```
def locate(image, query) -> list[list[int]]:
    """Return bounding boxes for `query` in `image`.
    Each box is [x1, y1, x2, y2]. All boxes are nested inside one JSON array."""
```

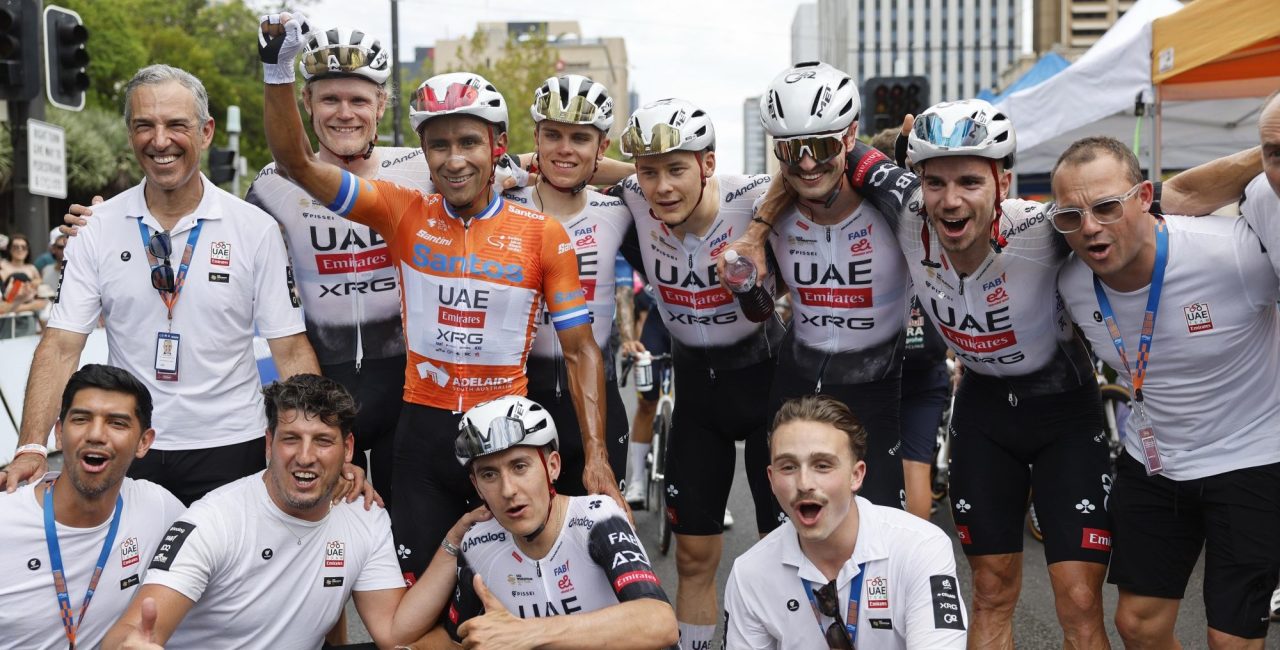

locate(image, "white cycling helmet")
[[298, 27, 391, 85], [410, 72, 509, 135], [531, 74, 614, 132], [454, 396, 558, 466], [759, 61, 860, 137], [619, 98, 716, 158], [907, 99, 1016, 168]]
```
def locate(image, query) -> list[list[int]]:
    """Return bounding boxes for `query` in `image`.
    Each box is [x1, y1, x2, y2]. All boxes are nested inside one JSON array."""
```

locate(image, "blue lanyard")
[[1092, 219, 1168, 402], [803, 562, 865, 646], [42, 478, 124, 650], [136, 218, 204, 321]]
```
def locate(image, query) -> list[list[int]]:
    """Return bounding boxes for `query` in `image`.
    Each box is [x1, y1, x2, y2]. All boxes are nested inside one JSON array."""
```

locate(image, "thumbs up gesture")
[[120, 597, 165, 649], [457, 575, 532, 650]]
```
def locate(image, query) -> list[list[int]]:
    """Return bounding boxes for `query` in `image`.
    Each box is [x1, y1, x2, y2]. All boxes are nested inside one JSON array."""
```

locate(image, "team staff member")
[[615, 98, 784, 650], [511, 74, 633, 495], [736, 99, 1259, 648], [1055, 137, 1280, 647], [388, 396, 678, 649], [3, 64, 319, 506], [0, 365, 185, 650], [724, 394, 967, 649], [755, 62, 910, 509], [104, 374, 405, 649], [257, 13, 620, 582]]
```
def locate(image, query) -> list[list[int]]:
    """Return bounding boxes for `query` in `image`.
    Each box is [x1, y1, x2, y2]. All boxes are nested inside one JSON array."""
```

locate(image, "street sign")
[[26, 118, 66, 198]]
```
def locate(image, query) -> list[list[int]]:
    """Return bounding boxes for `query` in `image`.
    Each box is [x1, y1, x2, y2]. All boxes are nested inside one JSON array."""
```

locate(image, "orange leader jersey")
[[329, 171, 591, 411]]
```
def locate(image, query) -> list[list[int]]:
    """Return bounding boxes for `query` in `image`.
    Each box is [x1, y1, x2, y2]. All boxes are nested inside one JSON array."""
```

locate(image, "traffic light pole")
[[8, 94, 49, 246]]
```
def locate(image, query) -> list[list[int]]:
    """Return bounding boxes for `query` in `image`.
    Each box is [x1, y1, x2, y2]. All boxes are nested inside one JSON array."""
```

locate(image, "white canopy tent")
[[994, 0, 1262, 175]]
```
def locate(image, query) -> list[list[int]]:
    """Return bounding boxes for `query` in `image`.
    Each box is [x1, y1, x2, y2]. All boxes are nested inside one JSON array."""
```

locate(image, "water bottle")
[[721, 250, 774, 323], [634, 352, 654, 392]]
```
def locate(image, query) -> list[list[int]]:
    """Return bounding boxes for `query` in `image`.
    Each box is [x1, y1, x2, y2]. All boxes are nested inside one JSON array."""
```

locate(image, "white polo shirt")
[[1240, 173, 1280, 277], [724, 496, 967, 650], [144, 472, 403, 649], [0, 475, 185, 650], [49, 175, 306, 450], [1058, 214, 1280, 480]]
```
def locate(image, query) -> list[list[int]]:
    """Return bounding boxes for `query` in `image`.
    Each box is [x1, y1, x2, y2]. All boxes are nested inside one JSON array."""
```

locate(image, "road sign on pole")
[[26, 118, 66, 199]]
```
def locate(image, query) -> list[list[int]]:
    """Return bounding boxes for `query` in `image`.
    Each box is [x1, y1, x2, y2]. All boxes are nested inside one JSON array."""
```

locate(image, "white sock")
[[628, 442, 650, 484], [678, 622, 715, 650]]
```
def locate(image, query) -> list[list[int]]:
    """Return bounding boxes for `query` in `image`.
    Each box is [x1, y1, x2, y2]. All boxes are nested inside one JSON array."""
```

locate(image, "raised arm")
[[259, 13, 344, 207], [1161, 146, 1262, 216]]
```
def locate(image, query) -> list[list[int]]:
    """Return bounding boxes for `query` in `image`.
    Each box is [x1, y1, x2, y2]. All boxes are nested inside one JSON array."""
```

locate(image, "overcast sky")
[[303, 0, 813, 174]]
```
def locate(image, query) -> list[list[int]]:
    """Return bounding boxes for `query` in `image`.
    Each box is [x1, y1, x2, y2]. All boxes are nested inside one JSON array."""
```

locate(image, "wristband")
[[14, 444, 48, 459], [441, 538, 460, 557]]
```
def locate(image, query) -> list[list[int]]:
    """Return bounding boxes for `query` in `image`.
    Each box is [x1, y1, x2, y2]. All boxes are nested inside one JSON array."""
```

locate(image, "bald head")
[[1261, 91, 1280, 199]]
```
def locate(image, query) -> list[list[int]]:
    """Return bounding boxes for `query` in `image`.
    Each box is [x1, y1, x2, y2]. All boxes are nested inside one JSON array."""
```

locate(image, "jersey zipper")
[[458, 218, 471, 413]]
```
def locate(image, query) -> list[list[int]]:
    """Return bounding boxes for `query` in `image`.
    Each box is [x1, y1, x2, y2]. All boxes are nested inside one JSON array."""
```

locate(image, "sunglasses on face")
[[773, 135, 845, 166], [814, 580, 855, 649], [1049, 183, 1143, 234], [147, 231, 175, 292]]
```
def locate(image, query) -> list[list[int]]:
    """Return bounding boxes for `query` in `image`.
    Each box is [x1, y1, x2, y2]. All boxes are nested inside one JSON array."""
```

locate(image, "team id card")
[[1131, 401, 1163, 475], [155, 331, 181, 381]]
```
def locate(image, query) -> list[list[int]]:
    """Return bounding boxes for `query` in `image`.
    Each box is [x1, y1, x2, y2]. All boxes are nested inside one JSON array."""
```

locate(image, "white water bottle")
[[634, 351, 654, 392]]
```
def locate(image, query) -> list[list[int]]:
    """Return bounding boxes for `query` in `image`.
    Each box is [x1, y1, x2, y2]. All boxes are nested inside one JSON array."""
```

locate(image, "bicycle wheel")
[[1099, 383, 1131, 475], [653, 401, 674, 556]]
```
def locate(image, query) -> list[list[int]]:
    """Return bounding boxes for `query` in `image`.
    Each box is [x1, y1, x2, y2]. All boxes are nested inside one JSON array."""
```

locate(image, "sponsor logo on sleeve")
[[930, 575, 966, 630], [149, 521, 196, 571], [612, 569, 660, 592]]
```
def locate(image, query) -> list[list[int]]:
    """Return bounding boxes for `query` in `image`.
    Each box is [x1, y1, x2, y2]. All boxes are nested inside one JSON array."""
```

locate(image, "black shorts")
[[526, 366, 630, 496], [664, 353, 782, 536], [948, 376, 1111, 565], [899, 362, 949, 464], [1108, 454, 1280, 639], [769, 362, 905, 510], [389, 404, 477, 580], [321, 354, 405, 504], [128, 436, 266, 506], [637, 303, 671, 402]]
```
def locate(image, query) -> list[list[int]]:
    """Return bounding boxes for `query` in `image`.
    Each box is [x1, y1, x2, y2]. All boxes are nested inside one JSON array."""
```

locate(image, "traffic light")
[[44, 4, 88, 111], [862, 76, 929, 135], [209, 147, 236, 185], [0, 0, 39, 102]]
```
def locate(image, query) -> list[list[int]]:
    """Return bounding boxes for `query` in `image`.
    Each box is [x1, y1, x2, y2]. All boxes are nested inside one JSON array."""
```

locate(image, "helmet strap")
[[521, 447, 558, 543], [987, 160, 1008, 253]]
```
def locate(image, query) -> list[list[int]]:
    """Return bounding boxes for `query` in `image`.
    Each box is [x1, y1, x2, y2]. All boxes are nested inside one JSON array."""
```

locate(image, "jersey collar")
[[443, 190, 504, 222], [130, 174, 227, 233], [783, 496, 889, 586]]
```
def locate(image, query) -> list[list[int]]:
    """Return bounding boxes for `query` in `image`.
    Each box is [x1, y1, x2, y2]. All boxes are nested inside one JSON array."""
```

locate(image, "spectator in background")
[[1, 233, 48, 326], [33, 227, 66, 273]]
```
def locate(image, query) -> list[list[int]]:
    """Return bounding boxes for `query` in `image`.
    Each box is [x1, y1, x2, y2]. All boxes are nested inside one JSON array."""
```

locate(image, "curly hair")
[[262, 374, 358, 436]]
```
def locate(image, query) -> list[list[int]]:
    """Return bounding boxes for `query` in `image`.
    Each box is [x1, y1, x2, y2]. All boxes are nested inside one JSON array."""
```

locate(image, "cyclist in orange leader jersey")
[[258, 13, 621, 583]]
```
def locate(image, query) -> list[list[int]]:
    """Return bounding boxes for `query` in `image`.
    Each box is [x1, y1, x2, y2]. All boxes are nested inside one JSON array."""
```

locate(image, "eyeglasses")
[[147, 231, 175, 292], [300, 44, 376, 77], [533, 91, 603, 125], [619, 122, 685, 157], [1049, 183, 1143, 234], [9, 244, 27, 250], [912, 113, 991, 149], [773, 135, 844, 166], [412, 82, 480, 114], [814, 580, 855, 650]]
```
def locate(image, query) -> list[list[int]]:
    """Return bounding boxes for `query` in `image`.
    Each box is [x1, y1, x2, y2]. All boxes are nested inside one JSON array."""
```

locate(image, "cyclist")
[[614, 98, 784, 650], [509, 74, 633, 496], [257, 13, 621, 583], [739, 98, 1258, 648], [753, 61, 910, 509], [388, 395, 677, 649]]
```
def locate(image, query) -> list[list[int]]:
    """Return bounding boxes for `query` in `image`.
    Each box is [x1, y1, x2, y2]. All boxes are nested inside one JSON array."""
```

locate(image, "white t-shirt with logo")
[[1059, 214, 1280, 480], [143, 472, 403, 649], [725, 496, 966, 650], [1240, 173, 1280, 277], [50, 175, 306, 450], [0, 475, 184, 650]]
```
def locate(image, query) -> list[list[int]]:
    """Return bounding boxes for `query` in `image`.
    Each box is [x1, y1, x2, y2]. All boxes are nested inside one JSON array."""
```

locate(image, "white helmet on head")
[[410, 72, 509, 135], [619, 98, 715, 158], [907, 99, 1016, 168], [759, 61, 860, 137], [531, 74, 615, 133], [299, 27, 391, 85], [454, 396, 558, 466]]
